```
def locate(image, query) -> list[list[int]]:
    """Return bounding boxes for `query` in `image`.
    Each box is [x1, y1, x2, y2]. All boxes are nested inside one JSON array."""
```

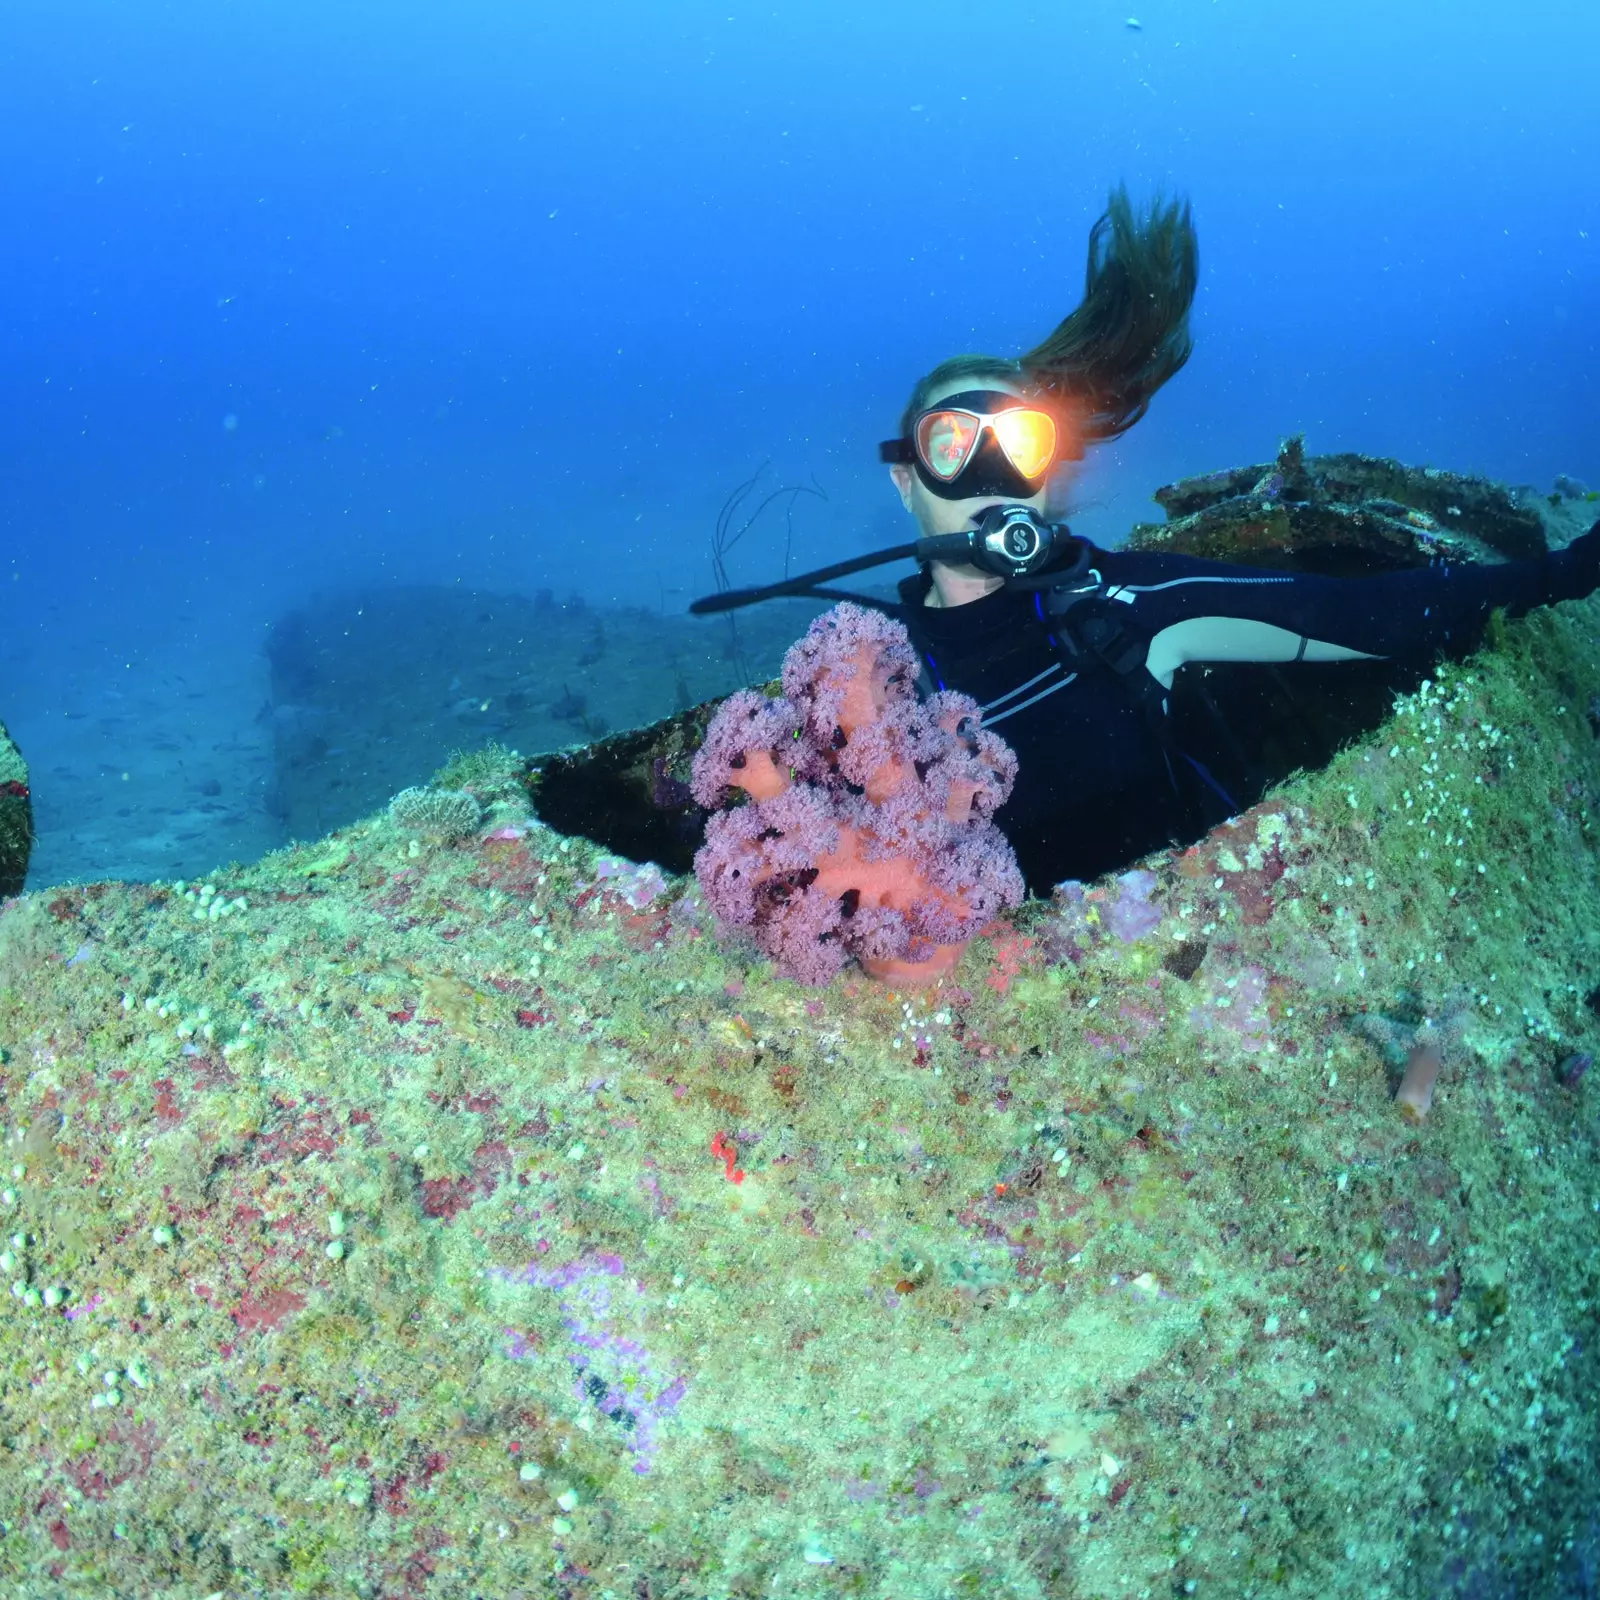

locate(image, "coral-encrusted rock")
[[2, 476, 1599, 1598], [0, 720, 31, 897], [1131, 434, 1549, 573]]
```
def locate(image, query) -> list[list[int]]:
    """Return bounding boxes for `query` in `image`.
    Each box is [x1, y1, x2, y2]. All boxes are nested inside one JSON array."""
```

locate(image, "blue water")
[[3, 0, 1597, 884]]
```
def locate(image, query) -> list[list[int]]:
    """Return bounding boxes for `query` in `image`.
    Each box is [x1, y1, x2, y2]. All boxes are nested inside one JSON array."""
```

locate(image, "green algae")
[[0, 600, 1597, 1598]]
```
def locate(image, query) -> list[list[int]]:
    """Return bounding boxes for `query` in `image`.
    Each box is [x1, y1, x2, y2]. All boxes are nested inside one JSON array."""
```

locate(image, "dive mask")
[[878, 389, 1060, 501]]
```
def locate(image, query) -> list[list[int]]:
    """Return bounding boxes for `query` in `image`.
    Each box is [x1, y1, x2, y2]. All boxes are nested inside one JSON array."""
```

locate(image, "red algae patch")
[[233, 1287, 308, 1334]]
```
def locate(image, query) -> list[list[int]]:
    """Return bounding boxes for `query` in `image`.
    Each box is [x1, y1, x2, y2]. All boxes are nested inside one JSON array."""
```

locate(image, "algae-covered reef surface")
[[0, 723, 30, 901], [2, 609, 1600, 1599]]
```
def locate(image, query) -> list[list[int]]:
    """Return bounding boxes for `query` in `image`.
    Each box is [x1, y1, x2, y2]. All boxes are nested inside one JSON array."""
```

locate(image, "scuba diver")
[[694, 188, 1600, 892]]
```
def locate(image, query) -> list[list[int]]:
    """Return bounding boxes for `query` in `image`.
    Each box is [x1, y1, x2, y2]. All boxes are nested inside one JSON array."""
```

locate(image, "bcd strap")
[[1044, 585, 1230, 832], [1070, 610, 1154, 683], [1044, 586, 1155, 689]]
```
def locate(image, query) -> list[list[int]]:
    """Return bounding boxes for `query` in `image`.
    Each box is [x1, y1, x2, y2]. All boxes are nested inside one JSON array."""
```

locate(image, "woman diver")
[[875, 188, 1600, 891], [696, 189, 1600, 893]]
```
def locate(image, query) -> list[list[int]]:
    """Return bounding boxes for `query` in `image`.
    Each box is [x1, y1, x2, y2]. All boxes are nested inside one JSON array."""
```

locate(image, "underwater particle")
[[1395, 1041, 1442, 1123], [1125, 15, 1142, 27], [387, 786, 483, 842]]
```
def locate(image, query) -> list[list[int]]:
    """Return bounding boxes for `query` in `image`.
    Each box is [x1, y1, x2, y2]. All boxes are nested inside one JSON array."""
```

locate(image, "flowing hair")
[[897, 187, 1198, 449]]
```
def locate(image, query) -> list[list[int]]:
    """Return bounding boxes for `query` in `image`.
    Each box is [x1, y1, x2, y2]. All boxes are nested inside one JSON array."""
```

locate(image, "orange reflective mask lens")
[[916, 410, 982, 480], [913, 403, 1058, 484], [988, 407, 1058, 480]]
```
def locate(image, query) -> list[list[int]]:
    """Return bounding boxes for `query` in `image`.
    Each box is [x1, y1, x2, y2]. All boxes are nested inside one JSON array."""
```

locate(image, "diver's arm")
[[1117, 521, 1600, 690], [1143, 618, 1376, 688]]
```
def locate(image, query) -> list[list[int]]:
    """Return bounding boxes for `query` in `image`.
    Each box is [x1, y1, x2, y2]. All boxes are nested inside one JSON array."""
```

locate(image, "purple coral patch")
[[494, 1253, 689, 1475], [1108, 869, 1163, 943]]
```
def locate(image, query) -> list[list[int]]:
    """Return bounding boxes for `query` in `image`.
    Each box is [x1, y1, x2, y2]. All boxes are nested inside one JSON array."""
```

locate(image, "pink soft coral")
[[691, 603, 1024, 986]]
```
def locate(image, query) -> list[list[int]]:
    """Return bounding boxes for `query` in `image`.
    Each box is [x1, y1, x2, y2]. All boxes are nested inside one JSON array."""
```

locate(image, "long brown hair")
[[897, 187, 1198, 450]]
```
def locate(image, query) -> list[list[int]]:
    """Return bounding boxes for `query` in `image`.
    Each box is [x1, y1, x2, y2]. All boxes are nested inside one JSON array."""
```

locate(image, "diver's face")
[[887, 376, 1051, 538]]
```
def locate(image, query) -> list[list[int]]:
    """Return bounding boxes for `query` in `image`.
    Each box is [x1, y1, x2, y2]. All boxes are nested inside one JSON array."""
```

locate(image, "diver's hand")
[[1547, 519, 1600, 604]]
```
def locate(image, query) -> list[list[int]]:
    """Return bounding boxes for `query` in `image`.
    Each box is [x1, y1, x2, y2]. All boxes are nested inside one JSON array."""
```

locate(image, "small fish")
[[1125, 16, 1143, 28]]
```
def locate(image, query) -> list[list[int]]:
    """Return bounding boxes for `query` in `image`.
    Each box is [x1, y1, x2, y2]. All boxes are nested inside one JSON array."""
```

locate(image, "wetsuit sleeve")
[[1112, 520, 1600, 666]]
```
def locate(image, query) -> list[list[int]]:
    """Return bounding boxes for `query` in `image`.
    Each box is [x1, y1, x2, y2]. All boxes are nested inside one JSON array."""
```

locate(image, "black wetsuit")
[[899, 523, 1600, 892]]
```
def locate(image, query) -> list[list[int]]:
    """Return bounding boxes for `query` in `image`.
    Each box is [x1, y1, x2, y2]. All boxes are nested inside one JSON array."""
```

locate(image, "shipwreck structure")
[[1, 449, 1597, 1598]]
